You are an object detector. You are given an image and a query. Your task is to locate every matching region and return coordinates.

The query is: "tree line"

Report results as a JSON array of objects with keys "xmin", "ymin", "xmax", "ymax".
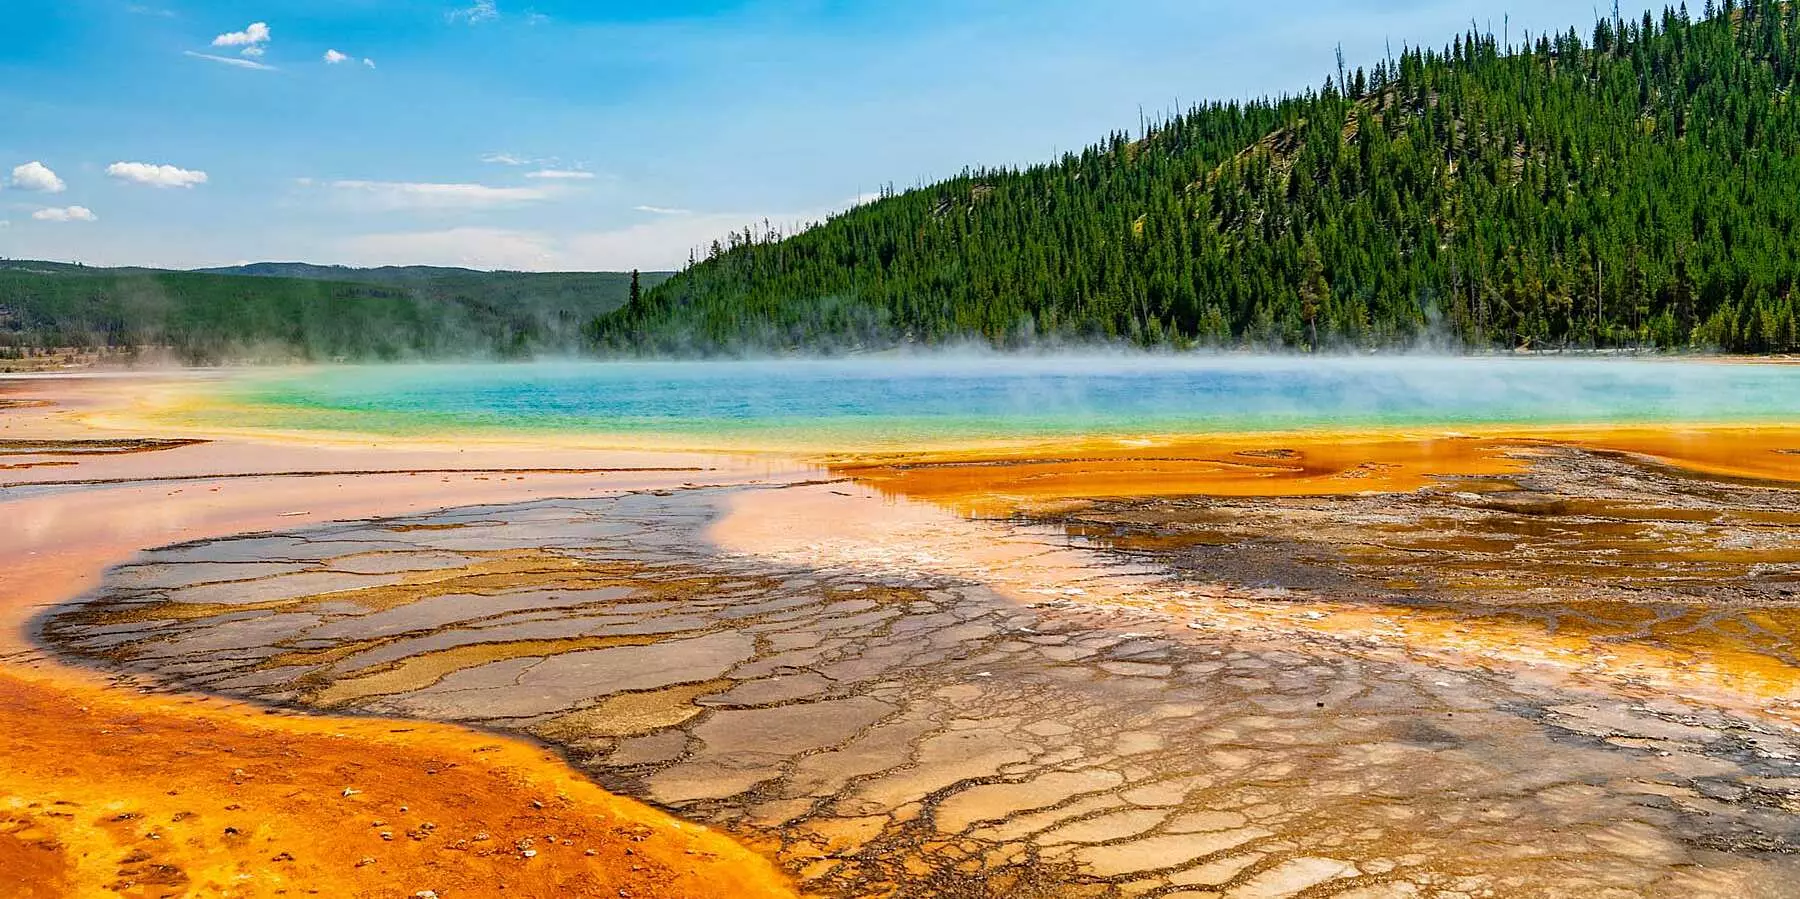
[{"xmin": 596, "ymin": 2, "xmax": 1800, "ymax": 354}]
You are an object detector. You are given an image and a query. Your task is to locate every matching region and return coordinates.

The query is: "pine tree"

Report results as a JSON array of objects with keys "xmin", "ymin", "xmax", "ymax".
[{"xmin": 598, "ymin": 5, "xmax": 1800, "ymax": 356}]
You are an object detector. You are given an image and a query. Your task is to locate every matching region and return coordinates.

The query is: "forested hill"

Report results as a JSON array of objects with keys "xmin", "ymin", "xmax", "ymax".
[
  {"xmin": 597, "ymin": 2, "xmax": 1800, "ymax": 354},
  {"xmin": 0, "ymin": 261, "xmax": 668, "ymax": 363},
  {"xmin": 195, "ymin": 263, "xmax": 670, "ymax": 305}
]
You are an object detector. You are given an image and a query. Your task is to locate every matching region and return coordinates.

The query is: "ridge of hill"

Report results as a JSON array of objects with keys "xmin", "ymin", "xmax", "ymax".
[
  {"xmin": 597, "ymin": 2, "xmax": 1800, "ymax": 354},
  {"xmin": 0, "ymin": 260, "xmax": 669, "ymax": 363}
]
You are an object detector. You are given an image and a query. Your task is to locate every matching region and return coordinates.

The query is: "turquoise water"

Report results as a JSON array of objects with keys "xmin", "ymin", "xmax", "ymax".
[{"xmin": 210, "ymin": 357, "xmax": 1800, "ymax": 448}]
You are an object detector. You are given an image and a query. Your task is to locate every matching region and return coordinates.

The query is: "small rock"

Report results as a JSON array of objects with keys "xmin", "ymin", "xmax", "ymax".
[
  {"xmin": 415, "ymin": 892, "xmax": 439, "ymax": 899},
  {"xmin": 356, "ymin": 857, "xmax": 376, "ymax": 868},
  {"xmin": 341, "ymin": 788, "xmax": 361, "ymax": 798},
  {"xmin": 380, "ymin": 831, "xmax": 394, "ymax": 841},
  {"xmin": 522, "ymin": 849, "xmax": 538, "ymax": 859},
  {"xmin": 585, "ymin": 849, "xmax": 598, "ymax": 857}
]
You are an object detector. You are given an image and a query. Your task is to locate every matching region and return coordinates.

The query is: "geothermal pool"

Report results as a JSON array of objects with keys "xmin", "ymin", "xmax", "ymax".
[{"xmin": 181, "ymin": 356, "xmax": 1800, "ymax": 448}]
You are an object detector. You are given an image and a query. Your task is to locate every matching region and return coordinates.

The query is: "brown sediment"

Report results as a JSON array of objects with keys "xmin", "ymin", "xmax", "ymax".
[
  {"xmin": 825, "ymin": 426, "xmax": 1800, "ymax": 714},
  {"xmin": 311, "ymin": 633, "xmax": 675, "ymax": 706},
  {"xmin": 0, "ymin": 375, "xmax": 800, "ymax": 899},
  {"xmin": 0, "ymin": 437, "xmax": 208, "ymax": 455},
  {"xmin": 828, "ymin": 425, "xmax": 1800, "ymax": 516}
]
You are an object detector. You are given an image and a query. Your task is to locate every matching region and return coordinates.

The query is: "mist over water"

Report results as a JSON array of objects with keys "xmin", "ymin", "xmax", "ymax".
[{"xmin": 211, "ymin": 356, "xmax": 1800, "ymax": 449}]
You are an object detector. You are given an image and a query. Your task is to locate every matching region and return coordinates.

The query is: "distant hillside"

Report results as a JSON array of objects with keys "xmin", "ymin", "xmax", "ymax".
[
  {"xmin": 196, "ymin": 262, "xmax": 670, "ymax": 298},
  {"xmin": 0, "ymin": 260, "xmax": 669, "ymax": 363},
  {"xmin": 598, "ymin": 3, "xmax": 1800, "ymax": 354},
  {"xmin": 197, "ymin": 262, "xmax": 486, "ymax": 281}
]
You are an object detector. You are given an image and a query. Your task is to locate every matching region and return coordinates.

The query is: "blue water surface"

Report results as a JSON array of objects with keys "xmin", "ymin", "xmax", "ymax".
[{"xmin": 219, "ymin": 356, "xmax": 1800, "ymax": 448}]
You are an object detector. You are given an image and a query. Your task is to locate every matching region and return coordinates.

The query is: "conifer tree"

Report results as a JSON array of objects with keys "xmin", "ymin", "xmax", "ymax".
[{"xmin": 597, "ymin": 3, "xmax": 1800, "ymax": 355}]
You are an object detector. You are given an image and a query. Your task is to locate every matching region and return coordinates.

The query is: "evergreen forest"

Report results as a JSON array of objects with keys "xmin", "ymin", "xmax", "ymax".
[{"xmin": 596, "ymin": 2, "xmax": 1800, "ymax": 354}]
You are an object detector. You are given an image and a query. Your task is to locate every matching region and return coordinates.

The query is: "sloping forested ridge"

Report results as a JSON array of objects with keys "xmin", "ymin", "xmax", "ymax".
[
  {"xmin": 0, "ymin": 262, "xmax": 666, "ymax": 363},
  {"xmin": 596, "ymin": 2, "xmax": 1800, "ymax": 354}
]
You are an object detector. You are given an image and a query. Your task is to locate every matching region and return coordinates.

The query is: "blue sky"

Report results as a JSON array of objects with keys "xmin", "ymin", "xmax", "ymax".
[{"xmin": 1, "ymin": 0, "xmax": 1659, "ymax": 272}]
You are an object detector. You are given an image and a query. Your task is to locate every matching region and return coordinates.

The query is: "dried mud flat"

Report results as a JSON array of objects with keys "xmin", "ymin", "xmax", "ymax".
[
  {"xmin": 1053, "ymin": 447, "xmax": 1800, "ymax": 683},
  {"xmin": 39, "ymin": 452, "xmax": 1800, "ymax": 899}
]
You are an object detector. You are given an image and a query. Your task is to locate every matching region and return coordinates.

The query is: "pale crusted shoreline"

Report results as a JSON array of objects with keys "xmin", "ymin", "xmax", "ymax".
[{"xmin": 0, "ymin": 374, "xmax": 802, "ymax": 898}]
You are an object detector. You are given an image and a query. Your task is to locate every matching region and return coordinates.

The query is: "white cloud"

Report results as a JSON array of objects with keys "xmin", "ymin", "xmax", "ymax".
[
  {"xmin": 634, "ymin": 205, "xmax": 692, "ymax": 215},
  {"xmin": 525, "ymin": 169, "xmax": 596, "ymax": 180},
  {"xmin": 335, "ymin": 204, "xmax": 843, "ymax": 271},
  {"xmin": 561, "ymin": 213, "xmax": 796, "ymax": 269},
  {"xmin": 128, "ymin": 5, "xmax": 177, "ymax": 16},
  {"xmin": 323, "ymin": 49, "xmax": 350, "ymax": 64},
  {"xmin": 448, "ymin": 0, "xmax": 499, "ymax": 24},
  {"xmin": 33, "ymin": 206, "xmax": 98, "ymax": 223},
  {"xmin": 212, "ymin": 21, "xmax": 271, "ymax": 49},
  {"xmin": 364, "ymin": 58, "xmax": 377, "ymax": 68},
  {"xmin": 481, "ymin": 152, "xmax": 532, "ymax": 166},
  {"xmin": 324, "ymin": 179, "xmax": 555, "ymax": 211},
  {"xmin": 185, "ymin": 50, "xmax": 276, "ymax": 70},
  {"xmin": 107, "ymin": 162, "xmax": 209, "ymax": 189},
  {"xmin": 240, "ymin": 45, "xmax": 266, "ymax": 58},
  {"xmin": 11, "ymin": 161, "xmax": 66, "ymax": 193},
  {"xmin": 340, "ymin": 227, "xmax": 556, "ymax": 270}
]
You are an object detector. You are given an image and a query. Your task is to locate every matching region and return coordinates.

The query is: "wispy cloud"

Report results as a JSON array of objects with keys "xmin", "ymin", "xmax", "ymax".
[
  {"xmin": 185, "ymin": 50, "xmax": 276, "ymax": 71},
  {"xmin": 341, "ymin": 227, "xmax": 555, "ymax": 270},
  {"xmin": 107, "ymin": 162, "xmax": 209, "ymax": 189},
  {"xmin": 323, "ymin": 49, "xmax": 350, "ymax": 64},
  {"xmin": 127, "ymin": 5, "xmax": 176, "ymax": 17},
  {"xmin": 33, "ymin": 206, "xmax": 98, "ymax": 223},
  {"xmin": 448, "ymin": 0, "xmax": 499, "ymax": 24},
  {"xmin": 634, "ymin": 205, "xmax": 691, "ymax": 215},
  {"xmin": 11, "ymin": 161, "xmax": 66, "ymax": 193},
  {"xmin": 322, "ymin": 179, "xmax": 555, "ymax": 211},
  {"xmin": 480, "ymin": 152, "xmax": 534, "ymax": 166},
  {"xmin": 336, "ymin": 202, "xmax": 848, "ymax": 270},
  {"xmin": 525, "ymin": 169, "xmax": 596, "ymax": 180}
]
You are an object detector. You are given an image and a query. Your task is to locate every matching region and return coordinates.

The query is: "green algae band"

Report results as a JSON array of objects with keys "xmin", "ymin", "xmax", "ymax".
[{"xmin": 193, "ymin": 358, "xmax": 1800, "ymax": 451}]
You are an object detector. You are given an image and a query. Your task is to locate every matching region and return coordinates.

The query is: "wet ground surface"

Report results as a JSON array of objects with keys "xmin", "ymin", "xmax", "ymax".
[
  {"xmin": 1052, "ymin": 448, "xmax": 1800, "ymax": 690},
  {"xmin": 0, "ymin": 437, "xmax": 207, "ymax": 471},
  {"xmin": 40, "ymin": 468, "xmax": 1800, "ymax": 898}
]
